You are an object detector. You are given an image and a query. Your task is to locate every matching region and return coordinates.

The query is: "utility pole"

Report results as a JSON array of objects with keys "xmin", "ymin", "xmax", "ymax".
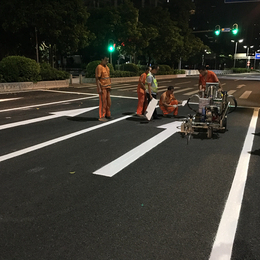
[{"xmin": 35, "ymin": 27, "xmax": 39, "ymax": 63}]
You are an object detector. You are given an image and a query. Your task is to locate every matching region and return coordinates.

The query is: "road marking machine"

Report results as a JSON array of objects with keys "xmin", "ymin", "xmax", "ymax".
[{"xmin": 180, "ymin": 82, "xmax": 237, "ymax": 142}]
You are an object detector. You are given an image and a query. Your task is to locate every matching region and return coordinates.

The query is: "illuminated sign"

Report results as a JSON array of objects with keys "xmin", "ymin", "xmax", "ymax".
[{"xmin": 255, "ymin": 53, "xmax": 260, "ymax": 59}]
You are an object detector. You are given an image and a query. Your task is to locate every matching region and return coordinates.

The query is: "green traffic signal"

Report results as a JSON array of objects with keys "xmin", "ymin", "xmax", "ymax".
[
  {"xmin": 108, "ymin": 45, "xmax": 115, "ymax": 52},
  {"xmin": 232, "ymin": 23, "xmax": 238, "ymax": 35},
  {"xmin": 232, "ymin": 29, "xmax": 238, "ymax": 35},
  {"xmin": 214, "ymin": 25, "xmax": 220, "ymax": 36}
]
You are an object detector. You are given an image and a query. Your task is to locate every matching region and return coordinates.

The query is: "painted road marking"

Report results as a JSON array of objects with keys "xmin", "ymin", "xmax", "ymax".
[
  {"xmin": 132, "ymin": 86, "xmax": 180, "ymax": 93},
  {"xmin": 0, "ymin": 98, "xmax": 23, "ymax": 102},
  {"xmin": 93, "ymin": 121, "xmax": 182, "ymax": 177},
  {"xmin": 227, "ymin": 90, "xmax": 236, "ymax": 95},
  {"xmin": 0, "ymin": 107, "xmax": 98, "ymax": 130},
  {"xmin": 174, "ymin": 81, "xmax": 191, "ymax": 85},
  {"xmin": 239, "ymin": 91, "xmax": 252, "ymax": 99},
  {"xmin": 110, "ymin": 84, "xmax": 135, "ymax": 90},
  {"xmin": 0, "ymin": 91, "xmax": 139, "ymax": 114},
  {"xmin": 0, "ymin": 115, "xmax": 132, "ymax": 163},
  {"xmin": 183, "ymin": 90, "xmax": 199, "ymax": 96},
  {"xmin": 209, "ymin": 108, "xmax": 259, "ymax": 260},
  {"xmin": 237, "ymin": 84, "xmax": 246, "ymax": 88},
  {"xmin": 174, "ymin": 88, "xmax": 193, "ymax": 94},
  {"xmin": 0, "ymin": 96, "xmax": 98, "ymax": 113}
]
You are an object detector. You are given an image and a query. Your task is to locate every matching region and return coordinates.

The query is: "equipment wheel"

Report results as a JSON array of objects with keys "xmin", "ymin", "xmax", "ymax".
[
  {"xmin": 227, "ymin": 95, "xmax": 237, "ymax": 113},
  {"xmin": 187, "ymin": 94, "xmax": 200, "ymax": 113}
]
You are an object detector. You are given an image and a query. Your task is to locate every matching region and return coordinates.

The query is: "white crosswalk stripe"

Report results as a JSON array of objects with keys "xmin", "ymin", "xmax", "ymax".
[
  {"xmin": 237, "ymin": 84, "xmax": 246, "ymax": 88},
  {"xmin": 174, "ymin": 81, "xmax": 191, "ymax": 85},
  {"xmin": 183, "ymin": 90, "xmax": 200, "ymax": 96},
  {"xmin": 239, "ymin": 91, "xmax": 252, "ymax": 99},
  {"xmin": 174, "ymin": 88, "xmax": 193, "ymax": 93},
  {"xmin": 0, "ymin": 98, "xmax": 23, "ymax": 102},
  {"xmin": 227, "ymin": 90, "xmax": 236, "ymax": 95}
]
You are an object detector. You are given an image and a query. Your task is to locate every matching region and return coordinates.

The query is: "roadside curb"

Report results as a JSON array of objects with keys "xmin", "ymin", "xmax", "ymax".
[{"xmin": 0, "ymin": 80, "xmax": 70, "ymax": 93}]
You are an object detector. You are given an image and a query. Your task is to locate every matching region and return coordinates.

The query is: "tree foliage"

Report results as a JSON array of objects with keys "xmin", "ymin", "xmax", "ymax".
[
  {"xmin": 0, "ymin": 0, "xmax": 208, "ymax": 67},
  {"xmin": 0, "ymin": 0, "xmax": 92, "ymax": 60}
]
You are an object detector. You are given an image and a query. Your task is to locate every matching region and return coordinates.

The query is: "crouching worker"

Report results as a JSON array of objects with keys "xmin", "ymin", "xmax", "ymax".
[{"xmin": 159, "ymin": 86, "xmax": 181, "ymax": 117}]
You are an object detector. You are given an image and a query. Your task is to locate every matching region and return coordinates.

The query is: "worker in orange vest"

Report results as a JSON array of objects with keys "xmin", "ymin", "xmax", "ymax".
[
  {"xmin": 159, "ymin": 86, "xmax": 181, "ymax": 117},
  {"xmin": 136, "ymin": 66, "xmax": 151, "ymax": 116},
  {"xmin": 95, "ymin": 56, "xmax": 112, "ymax": 122},
  {"xmin": 198, "ymin": 65, "xmax": 222, "ymax": 91}
]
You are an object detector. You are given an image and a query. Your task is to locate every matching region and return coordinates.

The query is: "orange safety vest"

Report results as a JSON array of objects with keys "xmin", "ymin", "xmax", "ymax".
[{"xmin": 95, "ymin": 64, "xmax": 111, "ymax": 88}]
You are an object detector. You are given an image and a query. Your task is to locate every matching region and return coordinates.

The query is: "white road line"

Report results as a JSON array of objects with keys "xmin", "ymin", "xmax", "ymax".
[
  {"xmin": 75, "ymin": 84, "xmax": 96, "ymax": 88},
  {"xmin": 0, "ymin": 90, "xmax": 140, "ymax": 114},
  {"xmin": 0, "ymin": 115, "xmax": 132, "ymax": 163},
  {"xmin": 209, "ymin": 108, "xmax": 259, "ymax": 260},
  {"xmin": 133, "ymin": 86, "xmax": 180, "ymax": 92},
  {"xmin": 227, "ymin": 90, "xmax": 236, "ymax": 95},
  {"xmin": 111, "ymin": 84, "xmax": 135, "ymax": 90},
  {"xmin": 174, "ymin": 88, "xmax": 193, "ymax": 94},
  {"xmin": 0, "ymin": 96, "xmax": 98, "ymax": 113},
  {"xmin": 174, "ymin": 81, "xmax": 191, "ymax": 85},
  {"xmin": 183, "ymin": 90, "xmax": 199, "ymax": 96},
  {"xmin": 0, "ymin": 98, "xmax": 23, "ymax": 102},
  {"xmin": 93, "ymin": 121, "xmax": 182, "ymax": 177},
  {"xmin": 42, "ymin": 89, "xmax": 139, "ymax": 100},
  {"xmin": 158, "ymin": 80, "xmax": 172, "ymax": 83},
  {"xmin": 239, "ymin": 91, "xmax": 252, "ymax": 99},
  {"xmin": 117, "ymin": 84, "xmax": 171, "ymax": 91},
  {"xmin": 114, "ymin": 83, "xmax": 133, "ymax": 86},
  {"xmin": 0, "ymin": 107, "xmax": 98, "ymax": 130},
  {"xmin": 237, "ymin": 84, "xmax": 246, "ymax": 88},
  {"xmin": 118, "ymin": 86, "xmax": 138, "ymax": 91}
]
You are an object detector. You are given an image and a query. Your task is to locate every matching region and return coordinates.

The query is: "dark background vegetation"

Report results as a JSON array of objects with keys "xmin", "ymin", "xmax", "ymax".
[{"xmin": 0, "ymin": 0, "xmax": 259, "ymax": 72}]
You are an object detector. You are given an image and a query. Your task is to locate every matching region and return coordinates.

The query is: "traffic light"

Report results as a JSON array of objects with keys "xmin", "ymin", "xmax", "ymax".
[
  {"xmin": 108, "ymin": 39, "xmax": 115, "ymax": 52},
  {"xmin": 232, "ymin": 23, "xmax": 238, "ymax": 35},
  {"xmin": 214, "ymin": 25, "xmax": 220, "ymax": 36}
]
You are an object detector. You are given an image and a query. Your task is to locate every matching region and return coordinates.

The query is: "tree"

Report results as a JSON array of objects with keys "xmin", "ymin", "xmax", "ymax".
[
  {"xmin": 0, "ymin": 0, "xmax": 93, "ymax": 64},
  {"xmin": 139, "ymin": 6, "xmax": 183, "ymax": 64}
]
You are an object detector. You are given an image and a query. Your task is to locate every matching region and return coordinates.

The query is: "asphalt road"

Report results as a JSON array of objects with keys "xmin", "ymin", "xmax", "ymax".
[{"xmin": 0, "ymin": 75, "xmax": 260, "ymax": 260}]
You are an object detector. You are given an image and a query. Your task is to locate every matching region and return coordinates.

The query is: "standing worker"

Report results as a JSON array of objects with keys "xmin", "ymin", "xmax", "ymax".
[
  {"xmin": 159, "ymin": 86, "xmax": 181, "ymax": 117},
  {"xmin": 198, "ymin": 65, "xmax": 222, "ymax": 92},
  {"xmin": 145, "ymin": 65, "xmax": 160, "ymax": 119},
  {"xmin": 95, "ymin": 55, "xmax": 112, "ymax": 122},
  {"xmin": 136, "ymin": 66, "xmax": 151, "ymax": 117}
]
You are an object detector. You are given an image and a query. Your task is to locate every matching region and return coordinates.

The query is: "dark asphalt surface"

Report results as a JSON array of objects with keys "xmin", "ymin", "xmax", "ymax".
[{"xmin": 0, "ymin": 76, "xmax": 260, "ymax": 260}]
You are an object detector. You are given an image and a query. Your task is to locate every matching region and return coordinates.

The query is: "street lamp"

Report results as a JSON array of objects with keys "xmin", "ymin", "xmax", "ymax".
[
  {"xmin": 231, "ymin": 39, "xmax": 243, "ymax": 68},
  {"xmin": 243, "ymin": 45, "xmax": 254, "ymax": 68}
]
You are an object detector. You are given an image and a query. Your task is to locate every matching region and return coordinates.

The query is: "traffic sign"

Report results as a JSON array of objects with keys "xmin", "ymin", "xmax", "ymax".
[
  {"xmin": 255, "ymin": 53, "xmax": 260, "ymax": 60},
  {"xmin": 221, "ymin": 28, "xmax": 231, "ymax": 32}
]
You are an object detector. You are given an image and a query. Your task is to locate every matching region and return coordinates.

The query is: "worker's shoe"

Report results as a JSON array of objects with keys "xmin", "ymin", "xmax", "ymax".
[
  {"xmin": 99, "ymin": 117, "xmax": 108, "ymax": 122},
  {"xmin": 105, "ymin": 116, "xmax": 113, "ymax": 120},
  {"xmin": 136, "ymin": 114, "xmax": 146, "ymax": 118},
  {"xmin": 163, "ymin": 114, "xmax": 171, "ymax": 118}
]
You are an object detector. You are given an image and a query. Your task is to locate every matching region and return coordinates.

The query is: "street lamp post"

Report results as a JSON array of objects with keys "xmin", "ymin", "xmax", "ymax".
[
  {"xmin": 243, "ymin": 45, "xmax": 254, "ymax": 69},
  {"xmin": 231, "ymin": 39, "xmax": 243, "ymax": 68}
]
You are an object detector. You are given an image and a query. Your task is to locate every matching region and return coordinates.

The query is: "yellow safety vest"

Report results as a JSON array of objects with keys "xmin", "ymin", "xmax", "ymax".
[{"xmin": 145, "ymin": 72, "xmax": 158, "ymax": 93}]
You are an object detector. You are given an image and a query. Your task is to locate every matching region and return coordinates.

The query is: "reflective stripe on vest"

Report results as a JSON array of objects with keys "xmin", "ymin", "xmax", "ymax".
[{"xmin": 145, "ymin": 72, "xmax": 158, "ymax": 93}]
